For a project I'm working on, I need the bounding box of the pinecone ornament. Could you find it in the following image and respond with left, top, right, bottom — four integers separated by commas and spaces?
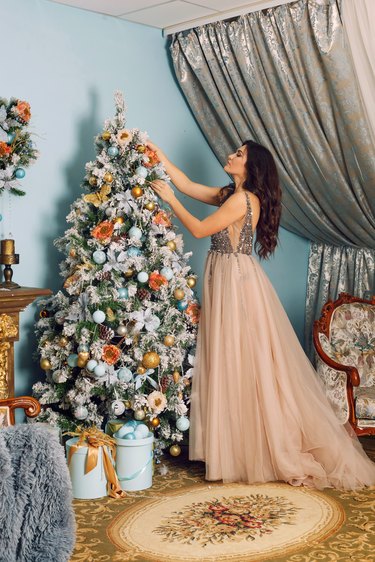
99, 325, 115, 341
137, 288, 150, 301
160, 374, 170, 393
96, 270, 112, 281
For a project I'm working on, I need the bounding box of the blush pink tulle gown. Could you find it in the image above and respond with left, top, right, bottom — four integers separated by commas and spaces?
189, 191, 375, 490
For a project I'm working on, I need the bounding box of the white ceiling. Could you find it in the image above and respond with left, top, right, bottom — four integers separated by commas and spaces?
48, 0, 292, 34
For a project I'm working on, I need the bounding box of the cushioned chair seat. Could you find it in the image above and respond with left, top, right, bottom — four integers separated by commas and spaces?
355, 386, 375, 420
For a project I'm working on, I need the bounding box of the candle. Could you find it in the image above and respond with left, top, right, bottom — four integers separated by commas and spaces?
1, 239, 15, 255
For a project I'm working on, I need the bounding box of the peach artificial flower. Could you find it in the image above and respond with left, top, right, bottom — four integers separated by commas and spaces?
0, 141, 11, 157
15, 100, 31, 123
91, 220, 114, 243
152, 210, 172, 227
147, 390, 167, 414
148, 271, 168, 291
117, 129, 133, 147
102, 344, 121, 365
186, 302, 200, 324
143, 147, 160, 168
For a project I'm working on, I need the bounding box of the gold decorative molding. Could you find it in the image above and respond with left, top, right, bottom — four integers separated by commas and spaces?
0, 314, 18, 399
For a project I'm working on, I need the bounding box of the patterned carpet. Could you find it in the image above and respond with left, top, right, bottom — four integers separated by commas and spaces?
71, 438, 375, 562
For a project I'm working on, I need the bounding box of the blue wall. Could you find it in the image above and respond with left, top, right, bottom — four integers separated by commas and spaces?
1, 0, 310, 397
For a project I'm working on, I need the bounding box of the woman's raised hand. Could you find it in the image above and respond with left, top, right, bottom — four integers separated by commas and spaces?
150, 179, 175, 204
146, 141, 166, 163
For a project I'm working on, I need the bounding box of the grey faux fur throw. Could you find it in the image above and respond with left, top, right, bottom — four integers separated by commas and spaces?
0, 424, 75, 562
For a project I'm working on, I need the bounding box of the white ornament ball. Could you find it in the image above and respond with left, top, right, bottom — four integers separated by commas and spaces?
117, 425, 134, 438
93, 363, 106, 378
92, 250, 107, 264
93, 310, 106, 324
137, 271, 149, 283
160, 267, 173, 281
105, 208, 113, 217
111, 400, 126, 416
128, 226, 142, 239
116, 325, 127, 336
77, 344, 89, 352
74, 406, 88, 420
134, 423, 149, 438
86, 359, 98, 372
117, 367, 133, 382
176, 416, 190, 431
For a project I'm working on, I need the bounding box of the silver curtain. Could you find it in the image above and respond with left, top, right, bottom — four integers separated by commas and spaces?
170, 0, 375, 354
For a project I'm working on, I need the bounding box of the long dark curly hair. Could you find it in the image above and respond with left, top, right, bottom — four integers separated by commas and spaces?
219, 140, 282, 260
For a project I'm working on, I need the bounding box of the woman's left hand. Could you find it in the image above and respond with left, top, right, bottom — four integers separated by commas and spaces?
150, 180, 175, 204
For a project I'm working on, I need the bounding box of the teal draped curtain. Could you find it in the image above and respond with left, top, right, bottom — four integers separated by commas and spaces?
170, 0, 375, 356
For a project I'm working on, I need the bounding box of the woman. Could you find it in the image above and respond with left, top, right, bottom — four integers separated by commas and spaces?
148, 139, 375, 490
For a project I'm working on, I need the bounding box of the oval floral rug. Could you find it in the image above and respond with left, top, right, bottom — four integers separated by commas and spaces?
107, 482, 344, 561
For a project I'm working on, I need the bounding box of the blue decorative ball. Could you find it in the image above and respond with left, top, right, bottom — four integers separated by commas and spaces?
137, 271, 149, 283
92, 310, 106, 324
160, 267, 173, 281
135, 166, 148, 178
124, 432, 136, 440
117, 425, 134, 438
177, 300, 188, 311
118, 287, 129, 299
77, 344, 89, 352
67, 353, 79, 367
93, 363, 106, 378
127, 246, 141, 257
128, 226, 142, 239
7, 132, 15, 144
86, 359, 98, 372
125, 420, 138, 428
118, 367, 133, 382
176, 416, 190, 431
92, 250, 107, 264
15, 168, 26, 179
107, 146, 119, 157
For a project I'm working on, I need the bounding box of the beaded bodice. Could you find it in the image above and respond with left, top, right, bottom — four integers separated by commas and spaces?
209, 191, 253, 256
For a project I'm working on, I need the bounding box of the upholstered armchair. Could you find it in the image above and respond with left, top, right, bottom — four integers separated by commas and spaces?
0, 395, 41, 427
313, 292, 375, 436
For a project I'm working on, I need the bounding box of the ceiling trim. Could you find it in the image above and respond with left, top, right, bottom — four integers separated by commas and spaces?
163, 0, 293, 36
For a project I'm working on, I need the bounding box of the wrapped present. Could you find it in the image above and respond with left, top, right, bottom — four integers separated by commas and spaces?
114, 423, 154, 491
65, 427, 126, 499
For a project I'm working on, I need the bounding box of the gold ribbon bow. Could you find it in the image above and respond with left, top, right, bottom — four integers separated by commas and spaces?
66, 426, 126, 499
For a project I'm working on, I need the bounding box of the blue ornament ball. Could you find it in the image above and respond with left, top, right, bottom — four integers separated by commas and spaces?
77, 344, 89, 352
124, 432, 136, 440
127, 246, 141, 257
118, 287, 129, 299
107, 146, 119, 157
7, 132, 15, 144
93, 363, 106, 378
177, 299, 188, 311
137, 271, 149, 284
117, 367, 133, 382
15, 168, 26, 179
86, 359, 98, 372
135, 166, 148, 178
92, 250, 107, 264
160, 267, 173, 281
92, 310, 106, 324
128, 226, 142, 239
125, 420, 138, 428
117, 425, 134, 438
67, 353, 79, 367
176, 416, 190, 431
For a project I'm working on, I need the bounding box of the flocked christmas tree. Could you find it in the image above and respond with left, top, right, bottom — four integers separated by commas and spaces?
33, 92, 200, 457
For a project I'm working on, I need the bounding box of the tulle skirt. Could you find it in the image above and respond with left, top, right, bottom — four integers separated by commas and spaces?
189, 251, 375, 490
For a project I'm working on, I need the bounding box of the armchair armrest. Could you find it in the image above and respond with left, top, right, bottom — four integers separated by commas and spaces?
0, 396, 41, 425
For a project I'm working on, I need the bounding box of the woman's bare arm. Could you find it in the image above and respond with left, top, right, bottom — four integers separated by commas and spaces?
147, 141, 222, 206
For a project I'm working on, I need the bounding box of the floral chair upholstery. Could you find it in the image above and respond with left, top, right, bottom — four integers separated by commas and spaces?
313, 292, 375, 436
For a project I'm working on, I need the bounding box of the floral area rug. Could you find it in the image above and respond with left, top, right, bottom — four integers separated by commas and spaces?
72, 440, 375, 562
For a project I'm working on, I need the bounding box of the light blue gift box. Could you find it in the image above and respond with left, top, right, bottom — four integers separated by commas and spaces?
65, 437, 108, 499
114, 432, 154, 491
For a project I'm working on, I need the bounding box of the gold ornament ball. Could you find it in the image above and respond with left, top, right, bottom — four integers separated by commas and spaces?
178, 392, 183, 400
116, 324, 127, 336
59, 336, 69, 347
69, 248, 77, 258
187, 277, 196, 288
102, 131, 111, 141
137, 365, 146, 375
183, 377, 191, 387
164, 335, 175, 347
145, 201, 155, 211
78, 351, 90, 361
166, 240, 176, 251
151, 417, 160, 428
131, 186, 143, 199
174, 289, 185, 301
134, 409, 146, 421
137, 144, 146, 153
142, 351, 160, 369
172, 370, 180, 383
114, 216, 124, 225
170, 444, 181, 457
77, 357, 88, 368
106, 307, 116, 322
125, 268, 134, 278
104, 172, 113, 183
88, 176, 97, 187
40, 358, 52, 371
124, 400, 132, 409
